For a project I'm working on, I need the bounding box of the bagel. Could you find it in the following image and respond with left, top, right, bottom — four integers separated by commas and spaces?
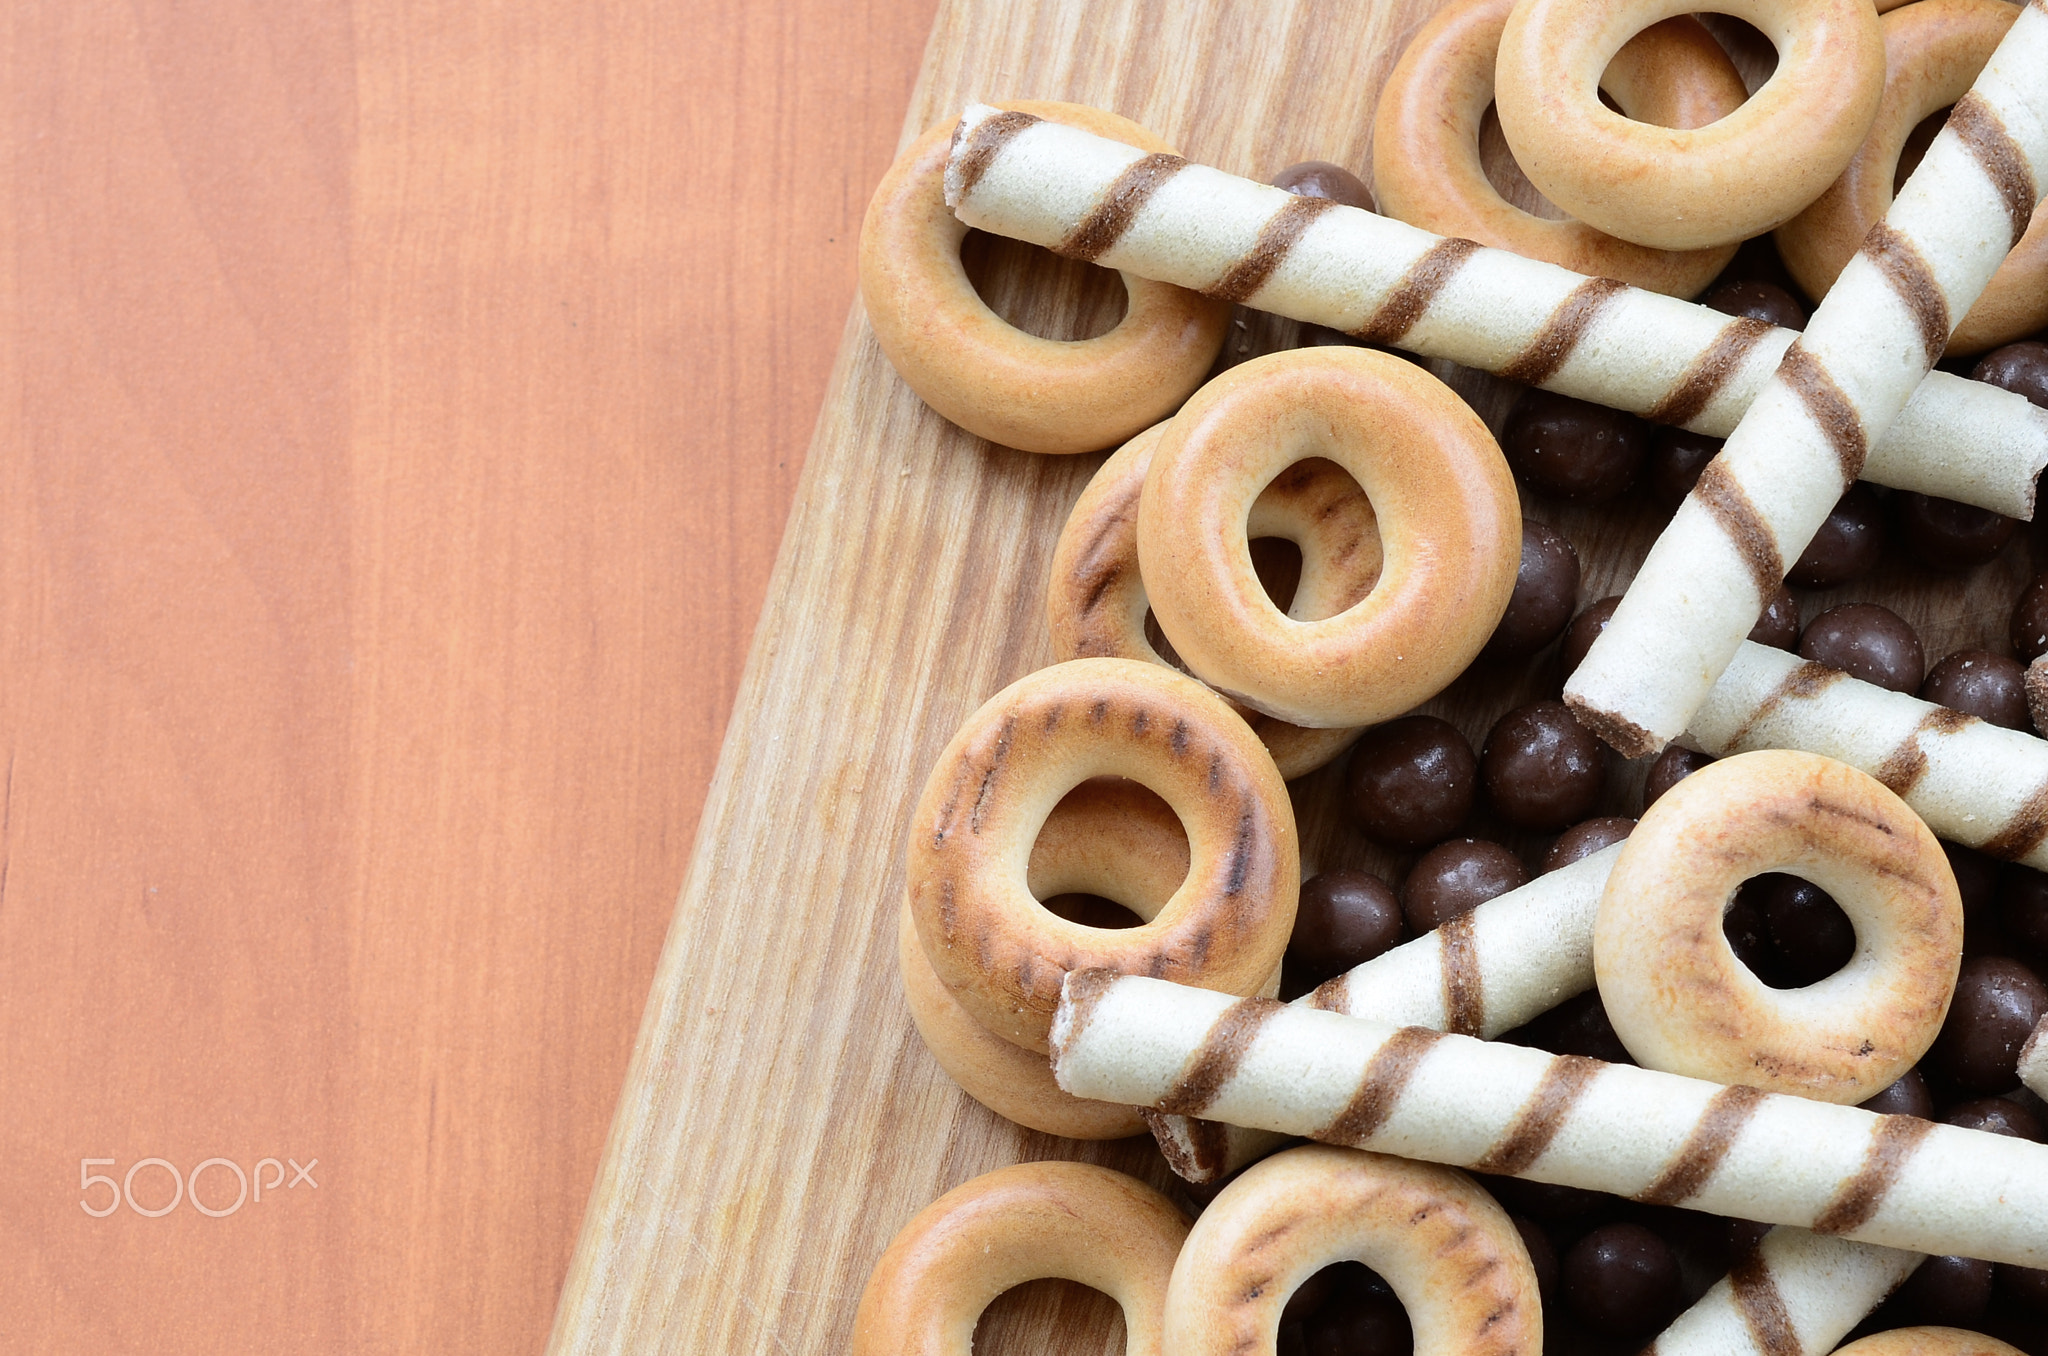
1495, 0, 1885, 250
906, 657, 1298, 1052
859, 101, 1229, 455
1776, 0, 2048, 355
1595, 749, 1963, 1104
1138, 347, 1520, 729
1374, 0, 1747, 296
1047, 420, 1379, 778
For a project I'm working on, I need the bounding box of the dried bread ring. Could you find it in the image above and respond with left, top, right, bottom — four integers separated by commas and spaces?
1495, 0, 1885, 250
1833, 1330, 2027, 1356
1595, 749, 1963, 1104
851, 1161, 1189, 1356
1776, 0, 2048, 355
859, 101, 1229, 455
1374, 0, 1747, 297
1137, 347, 1520, 729
900, 776, 1188, 1140
1048, 420, 1379, 778
907, 657, 1298, 1052
1163, 1144, 1542, 1356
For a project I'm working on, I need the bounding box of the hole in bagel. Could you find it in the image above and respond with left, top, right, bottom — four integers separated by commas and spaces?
1896, 107, 1950, 194
1479, 103, 1571, 221
1283, 1261, 1414, 1353
1030, 778, 1187, 926
972, 1277, 1124, 1355
1695, 14, 1777, 95
960, 228, 1128, 341
1725, 872, 1856, 989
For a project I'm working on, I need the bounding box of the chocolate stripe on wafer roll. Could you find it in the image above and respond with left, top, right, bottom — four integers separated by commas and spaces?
1150, 845, 1619, 1182
940, 103, 2048, 517
1647, 1228, 1921, 1356
1567, 9, 2048, 755
1051, 973, 2048, 1267
1686, 642, 2048, 870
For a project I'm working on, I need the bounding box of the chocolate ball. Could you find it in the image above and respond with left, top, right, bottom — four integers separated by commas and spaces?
1503, 389, 1647, 504
1893, 1254, 1994, 1328
1750, 585, 1801, 651
1921, 649, 2029, 729
1485, 520, 1581, 660
1858, 1068, 1934, 1118
1540, 989, 1634, 1064
1945, 842, 2005, 956
1798, 603, 1924, 693
2010, 576, 2048, 663
1271, 161, 1376, 211
1927, 956, 2048, 1093
1997, 1262, 2048, 1313
1512, 1217, 1560, 1302
1785, 483, 1884, 589
1485, 1173, 1608, 1221
1943, 1095, 2045, 1141
1304, 1264, 1410, 1356
1564, 1223, 1683, 1338
1723, 884, 1783, 984
1561, 596, 1620, 676
1644, 746, 1714, 811
1897, 491, 2016, 571
1702, 279, 1808, 330
1544, 817, 1635, 873
1751, 873, 1856, 986
1288, 870, 1404, 984
1648, 427, 1720, 509
1402, 839, 1529, 933
1344, 716, 1477, 849
1282, 1263, 1342, 1327
2003, 866, 2048, 962
1973, 340, 2048, 411
1482, 701, 1607, 832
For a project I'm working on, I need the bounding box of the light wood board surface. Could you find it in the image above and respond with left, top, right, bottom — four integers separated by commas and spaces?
546, 1, 2042, 1353
0, 1, 934, 1352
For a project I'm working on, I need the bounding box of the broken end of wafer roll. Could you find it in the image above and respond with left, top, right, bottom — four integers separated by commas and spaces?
1566, 691, 1665, 759
2022, 1015, 2048, 1101
2027, 655, 2048, 740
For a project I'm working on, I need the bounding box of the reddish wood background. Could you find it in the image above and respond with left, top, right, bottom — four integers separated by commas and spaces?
0, 1, 938, 1350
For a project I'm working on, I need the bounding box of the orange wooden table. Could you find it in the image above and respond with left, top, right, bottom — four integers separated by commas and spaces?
0, 2, 936, 1350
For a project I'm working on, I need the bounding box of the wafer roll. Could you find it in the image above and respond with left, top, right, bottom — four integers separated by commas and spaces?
1686, 641, 2048, 871
1151, 844, 1621, 1181
942, 103, 2048, 517
1052, 972, 2048, 1266
2022, 1015, 2048, 1100
1567, 9, 2048, 754
1647, 1228, 1921, 1356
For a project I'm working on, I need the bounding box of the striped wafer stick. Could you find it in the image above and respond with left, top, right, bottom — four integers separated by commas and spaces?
1686, 641, 2048, 871
940, 104, 2048, 517
1567, 8, 2048, 755
1648, 1227, 1920, 1356
2023, 1016, 2048, 1100
1051, 972, 2048, 1267
1152, 843, 1621, 1182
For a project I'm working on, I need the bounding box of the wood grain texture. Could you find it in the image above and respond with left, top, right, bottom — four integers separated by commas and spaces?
0, 1, 933, 1352
548, 1, 2045, 1354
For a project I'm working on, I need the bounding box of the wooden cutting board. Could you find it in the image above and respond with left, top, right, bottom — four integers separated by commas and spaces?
543, 0, 2035, 1351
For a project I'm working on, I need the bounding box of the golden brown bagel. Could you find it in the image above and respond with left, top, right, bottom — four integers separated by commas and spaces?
1137, 348, 1520, 729
907, 658, 1298, 1052
1776, 0, 2048, 354
898, 776, 1188, 1140
1833, 1330, 2027, 1356
1047, 420, 1379, 778
1595, 749, 1962, 1104
1374, 0, 1747, 297
858, 101, 1229, 455
1495, 0, 1885, 250
851, 1162, 1189, 1356
1164, 1145, 1542, 1356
